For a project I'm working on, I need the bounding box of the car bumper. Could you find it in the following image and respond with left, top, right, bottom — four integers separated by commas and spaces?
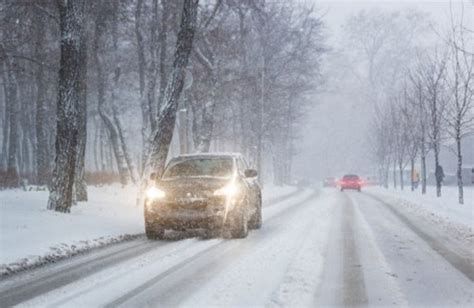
145, 199, 238, 230
341, 185, 361, 190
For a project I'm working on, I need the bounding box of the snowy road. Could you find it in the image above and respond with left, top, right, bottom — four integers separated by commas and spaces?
0, 188, 473, 307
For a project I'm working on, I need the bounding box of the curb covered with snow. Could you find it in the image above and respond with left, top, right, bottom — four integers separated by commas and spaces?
0, 234, 141, 277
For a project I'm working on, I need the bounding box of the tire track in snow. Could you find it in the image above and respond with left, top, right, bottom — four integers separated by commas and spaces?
0, 239, 163, 307
103, 189, 320, 307
315, 191, 368, 306
268, 189, 335, 307
365, 193, 474, 282
348, 193, 408, 306
341, 193, 368, 306
8, 188, 312, 307
353, 192, 474, 305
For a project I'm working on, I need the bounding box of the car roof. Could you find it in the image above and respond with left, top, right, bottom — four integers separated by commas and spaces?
170, 152, 243, 162
343, 174, 359, 178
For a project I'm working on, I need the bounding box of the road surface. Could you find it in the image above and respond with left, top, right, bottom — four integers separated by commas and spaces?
0, 188, 472, 307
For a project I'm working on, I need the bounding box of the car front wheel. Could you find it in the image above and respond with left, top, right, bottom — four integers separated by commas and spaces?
145, 210, 165, 240
145, 220, 165, 240
227, 200, 249, 239
248, 194, 262, 230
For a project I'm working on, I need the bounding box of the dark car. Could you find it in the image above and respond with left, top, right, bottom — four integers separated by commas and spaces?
144, 153, 262, 239
339, 174, 362, 192
323, 177, 337, 187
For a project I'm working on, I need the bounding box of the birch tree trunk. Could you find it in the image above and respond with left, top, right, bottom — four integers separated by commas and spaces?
47, 0, 86, 212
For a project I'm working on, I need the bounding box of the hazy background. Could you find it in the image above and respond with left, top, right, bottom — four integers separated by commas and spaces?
292, 0, 473, 182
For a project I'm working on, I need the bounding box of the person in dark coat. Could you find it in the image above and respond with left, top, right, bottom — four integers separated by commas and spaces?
435, 165, 445, 184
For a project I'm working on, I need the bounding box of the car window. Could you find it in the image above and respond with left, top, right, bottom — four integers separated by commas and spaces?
162, 158, 233, 179
343, 175, 359, 180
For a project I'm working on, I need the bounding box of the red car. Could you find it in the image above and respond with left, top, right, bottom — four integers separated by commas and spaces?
339, 174, 362, 192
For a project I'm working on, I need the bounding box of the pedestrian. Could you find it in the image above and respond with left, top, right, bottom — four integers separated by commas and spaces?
412, 170, 420, 189
435, 165, 445, 184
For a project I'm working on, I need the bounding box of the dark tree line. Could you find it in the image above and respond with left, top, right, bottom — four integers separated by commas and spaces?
0, 0, 325, 211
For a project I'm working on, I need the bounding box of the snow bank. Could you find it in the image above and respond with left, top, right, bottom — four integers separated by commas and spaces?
0, 185, 143, 276
367, 186, 473, 245
0, 184, 296, 276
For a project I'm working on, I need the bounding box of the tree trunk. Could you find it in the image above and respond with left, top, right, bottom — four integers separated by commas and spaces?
34, 12, 50, 185
158, 0, 169, 111
420, 137, 427, 195
74, 21, 88, 202
94, 8, 130, 186
410, 158, 415, 192
4, 56, 20, 188
193, 46, 218, 152
146, 0, 160, 132
399, 161, 404, 190
1, 70, 8, 170
47, 0, 86, 213
113, 106, 137, 184
134, 0, 148, 173
143, 0, 199, 180
392, 160, 397, 189
456, 131, 463, 204
434, 144, 441, 197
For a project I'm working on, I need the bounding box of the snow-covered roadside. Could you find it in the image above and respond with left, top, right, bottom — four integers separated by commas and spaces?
0, 184, 296, 276
366, 186, 473, 244
0, 185, 143, 276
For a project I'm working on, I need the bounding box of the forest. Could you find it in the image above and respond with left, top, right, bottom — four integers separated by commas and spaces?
0, 0, 325, 211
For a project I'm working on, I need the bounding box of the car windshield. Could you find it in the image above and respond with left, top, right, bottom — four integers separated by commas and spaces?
343, 175, 359, 180
162, 158, 233, 179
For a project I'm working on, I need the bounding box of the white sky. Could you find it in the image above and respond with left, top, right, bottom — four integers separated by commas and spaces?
308, 0, 473, 41
291, 0, 473, 181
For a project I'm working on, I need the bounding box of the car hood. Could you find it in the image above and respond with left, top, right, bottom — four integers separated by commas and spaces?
157, 177, 231, 197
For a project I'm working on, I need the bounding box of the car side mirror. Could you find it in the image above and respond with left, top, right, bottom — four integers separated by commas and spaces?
244, 169, 258, 178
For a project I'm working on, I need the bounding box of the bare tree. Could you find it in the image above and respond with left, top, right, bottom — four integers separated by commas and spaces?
408, 71, 429, 194
401, 82, 420, 191
33, 10, 51, 186
444, 21, 474, 204
191, 0, 223, 152
417, 51, 448, 197
47, 0, 87, 212
143, 0, 199, 180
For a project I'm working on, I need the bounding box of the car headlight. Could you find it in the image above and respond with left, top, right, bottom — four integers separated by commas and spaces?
146, 187, 166, 200
214, 184, 239, 197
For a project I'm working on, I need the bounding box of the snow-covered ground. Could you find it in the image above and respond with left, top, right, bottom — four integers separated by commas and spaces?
0, 184, 296, 275
0, 188, 474, 307
369, 185, 473, 227
367, 185, 473, 245
1, 187, 471, 307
